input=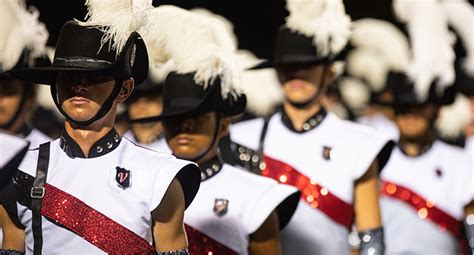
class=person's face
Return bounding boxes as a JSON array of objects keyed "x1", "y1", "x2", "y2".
[
  {"x1": 163, "y1": 112, "x2": 226, "y2": 161},
  {"x1": 0, "y1": 78, "x2": 23, "y2": 126},
  {"x1": 395, "y1": 105, "x2": 437, "y2": 140},
  {"x1": 56, "y1": 72, "x2": 116, "y2": 122},
  {"x1": 277, "y1": 64, "x2": 330, "y2": 104},
  {"x1": 128, "y1": 92, "x2": 163, "y2": 120},
  {"x1": 128, "y1": 92, "x2": 164, "y2": 143}
]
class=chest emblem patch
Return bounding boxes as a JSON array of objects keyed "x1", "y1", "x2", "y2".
[
  {"x1": 116, "y1": 167, "x2": 132, "y2": 190},
  {"x1": 213, "y1": 198, "x2": 229, "y2": 217},
  {"x1": 322, "y1": 146, "x2": 332, "y2": 160}
]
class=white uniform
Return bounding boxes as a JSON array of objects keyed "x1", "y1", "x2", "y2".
[
  {"x1": 357, "y1": 113, "x2": 400, "y2": 142},
  {"x1": 13, "y1": 131, "x2": 199, "y2": 254},
  {"x1": 0, "y1": 128, "x2": 49, "y2": 246},
  {"x1": 184, "y1": 163, "x2": 299, "y2": 255},
  {"x1": 381, "y1": 141, "x2": 473, "y2": 254},
  {"x1": 123, "y1": 130, "x2": 171, "y2": 154},
  {"x1": 231, "y1": 110, "x2": 392, "y2": 254},
  {"x1": 25, "y1": 128, "x2": 51, "y2": 149},
  {"x1": 0, "y1": 132, "x2": 29, "y2": 171}
]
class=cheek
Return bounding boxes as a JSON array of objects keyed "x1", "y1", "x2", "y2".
[{"x1": 0, "y1": 96, "x2": 22, "y2": 121}]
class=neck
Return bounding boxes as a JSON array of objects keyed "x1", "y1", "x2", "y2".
[
  {"x1": 131, "y1": 123, "x2": 163, "y2": 144},
  {"x1": 283, "y1": 99, "x2": 321, "y2": 131},
  {"x1": 196, "y1": 146, "x2": 219, "y2": 166},
  {"x1": 65, "y1": 118, "x2": 115, "y2": 157},
  {"x1": 399, "y1": 133, "x2": 436, "y2": 157}
]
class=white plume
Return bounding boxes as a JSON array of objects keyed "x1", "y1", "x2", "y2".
[
  {"x1": 346, "y1": 49, "x2": 389, "y2": 93},
  {"x1": 286, "y1": 0, "x2": 351, "y2": 56},
  {"x1": 144, "y1": 5, "x2": 240, "y2": 99},
  {"x1": 237, "y1": 50, "x2": 284, "y2": 116},
  {"x1": 435, "y1": 93, "x2": 471, "y2": 139},
  {"x1": 393, "y1": 0, "x2": 455, "y2": 100},
  {"x1": 79, "y1": 0, "x2": 154, "y2": 56},
  {"x1": 190, "y1": 8, "x2": 238, "y2": 49},
  {"x1": 0, "y1": 0, "x2": 48, "y2": 72},
  {"x1": 339, "y1": 77, "x2": 371, "y2": 111},
  {"x1": 442, "y1": 0, "x2": 474, "y2": 76}
]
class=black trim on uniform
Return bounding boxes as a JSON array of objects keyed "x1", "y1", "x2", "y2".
[
  {"x1": 280, "y1": 107, "x2": 327, "y2": 134},
  {"x1": 18, "y1": 124, "x2": 33, "y2": 138},
  {"x1": 13, "y1": 171, "x2": 35, "y2": 209},
  {"x1": 59, "y1": 128, "x2": 121, "y2": 158},
  {"x1": 199, "y1": 156, "x2": 224, "y2": 182},
  {"x1": 0, "y1": 250, "x2": 25, "y2": 255},
  {"x1": 0, "y1": 181, "x2": 23, "y2": 229}
]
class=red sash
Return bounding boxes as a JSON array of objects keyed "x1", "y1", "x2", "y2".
[
  {"x1": 263, "y1": 155, "x2": 354, "y2": 229},
  {"x1": 381, "y1": 181, "x2": 462, "y2": 238},
  {"x1": 185, "y1": 225, "x2": 238, "y2": 255},
  {"x1": 41, "y1": 183, "x2": 156, "y2": 254}
]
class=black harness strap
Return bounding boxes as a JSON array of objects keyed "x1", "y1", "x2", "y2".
[{"x1": 31, "y1": 142, "x2": 50, "y2": 255}]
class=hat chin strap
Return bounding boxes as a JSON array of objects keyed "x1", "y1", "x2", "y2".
[
  {"x1": 50, "y1": 79, "x2": 123, "y2": 127},
  {"x1": 0, "y1": 88, "x2": 27, "y2": 130},
  {"x1": 187, "y1": 113, "x2": 222, "y2": 163}
]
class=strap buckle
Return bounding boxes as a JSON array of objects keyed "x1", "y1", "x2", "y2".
[{"x1": 31, "y1": 187, "x2": 45, "y2": 199}]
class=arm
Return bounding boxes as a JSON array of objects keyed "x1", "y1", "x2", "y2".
[
  {"x1": 0, "y1": 205, "x2": 24, "y2": 251},
  {"x1": 354, "y1": 160, "x2": 384, "y2": 255},
  {"x1": 249, "y1": 210, "x2": 281, "y2": 255},
  {"x1": 464, "y1": 201, "x2": 474, "y2": 254},
  {"x1": 151, "y1": 178, "x2": 188, "y2": 253}
]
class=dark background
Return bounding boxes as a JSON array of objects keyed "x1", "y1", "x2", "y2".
[{"x1": 26, "y1": 0, "x2": 473, "y2": 59}]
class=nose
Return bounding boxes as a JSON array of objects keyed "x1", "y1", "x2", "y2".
[
  {"x1": 180, "y1": 119, "x2": 194, "y2": 133},
  {"x1": 71, "y1": 79, "x2": 88, "y2": 94}
]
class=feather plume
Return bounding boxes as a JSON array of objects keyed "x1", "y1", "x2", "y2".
[
  {"x1": 435, "y1": 93, "x2": 471, "y2": 139},
  {"x1": 0, "y1": 0, "x2": 48, "y2": 72},
  {"x1": 393, "y1": 0, "x2": 455, "y2": 100},
  {"x1": 442, "y1": 0, "x2": 474, "y2": 76},
  {"x1": 79, "y1": 0, "x2": 154, "y2": 56},
  {"x1": 339, "y1": 77, "x2": 371, "y2": 111},
  {"x1": 144, "y1": 5, "x2": 240, "y2": 99},
  {"x1": 286, "y1": 0, "x2": 351, "y2": 56},
  {"x1": 237, "y1": 50, "x2": 283, "y2": 116}
]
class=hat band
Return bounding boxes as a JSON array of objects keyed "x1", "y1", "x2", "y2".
[{"x1": 54, "y1": 57, "x2": 112, "y2": 69}]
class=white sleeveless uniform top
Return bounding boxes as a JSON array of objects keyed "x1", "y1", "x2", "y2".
[
  {"x1": 0, "y1": 132, "x2": 29, "y2": 170},
  {"x1": 381, "y1": 141, "x2": 473, "y2": 254},
  {"x1": 123, "y1": 130, "x2": 171, "y2": 154},
  {"x1": 185, "y1": 163, "x2": 298, "y2": 255},
  {"x1": 15, "y1": 134, "x2": 199, "y2": 254},
  {"x1": 357, "y1": 113, "x2": 400, "y2": 142},
  {"x1": 0, "y1": 129, "x2": 49, "y2": 247},
  {"x1": 231, "y1": 111, "x2": 392, "y2": 254},
  {"x1": 25, "y1": 129, "x2": 51, "y2": 149}
]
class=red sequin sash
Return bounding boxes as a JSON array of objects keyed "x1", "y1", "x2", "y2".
[
  {"x1": 263, "y1": 155, "x2": 354, "y2": 229},
  {"x1": 185, "y1": 225, "x2": 238, "y2": 255},
  {"x1": 381, "y1": 181, "x2": 461, "y2": 238},
  {"x1": 41, "y1": 183, "x2": 155, "y2": 254}
]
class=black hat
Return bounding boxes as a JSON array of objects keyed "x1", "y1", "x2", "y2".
[
  {"x1": 252, "y1": 0, "x2": 351, "y2": 69},
  {"x1": 0, "y1": 0, "x2": 50, "y2": 77},
  {"x1": 389, "y1": 72, "x2": 456, "y2": 107},
  {"x1": 131, "y1": 6, "x2": 246, "y2": 124},
  {"x1": 160, "y1": 72, "x2": 246, "y2": 119},
  {"x1": 8, "y1": 21, "x2": 148, "y2": 86}
]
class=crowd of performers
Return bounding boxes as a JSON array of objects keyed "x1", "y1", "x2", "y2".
[{"x1": 0, "y1": 0, "x2": 473, "y2": 254}]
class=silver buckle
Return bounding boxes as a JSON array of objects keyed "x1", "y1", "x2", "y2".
[{"x1": 31, "y1": 187, "x2": 45, "y2": 199}]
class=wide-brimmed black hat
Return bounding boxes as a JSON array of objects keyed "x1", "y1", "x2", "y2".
[
  {"x1": 131, "y1": 72, "x2": 246, "y2": 124},
  {"x1": 253, "y1": 27, "x2": 339, "y2": 69},
  {"x1": 389, "y1": 72, "x2": 456, "y2": 107},
  {"x1": 8, "y1": 20, "x2": 148, "y2": 86}
]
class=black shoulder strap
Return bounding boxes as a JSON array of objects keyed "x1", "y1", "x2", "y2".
[
  {"x1": 257, "y1": 116, "x2": 270, "y2": 157},
  {"x1": 31, "y1": 142, "x2": 50, "y2": 255}
]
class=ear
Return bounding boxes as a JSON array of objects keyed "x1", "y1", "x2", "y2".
[
  {"x1": 117, "y1": 78, "x2": 135, "y2": 103},
  {"x1": 218, "y1": 117, "x2": 231, "y2": 139}
]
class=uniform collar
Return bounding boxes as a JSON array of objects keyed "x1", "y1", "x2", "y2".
[
  {"x1": 60, "y1": 128, "x2": 121, "y2": 158},
  {"x1": 199, "y1": 156, "x2": 224, "y2": 182},
  {"x1": 280, "y1": 107, "x2": 327, "y2": 133},
  {"x1": 398, "y1": 140, "x2": 434, "y2": 158}
]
